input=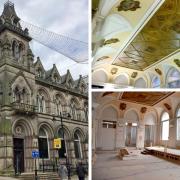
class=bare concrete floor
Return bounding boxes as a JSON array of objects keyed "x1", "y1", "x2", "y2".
[{"x1": 92, "y1": 149, "x2": 180, "y2": 180}]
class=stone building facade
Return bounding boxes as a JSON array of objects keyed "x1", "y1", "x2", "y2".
[{"x1": 0, "y1": 2, "x2": 88, "y2": 174}]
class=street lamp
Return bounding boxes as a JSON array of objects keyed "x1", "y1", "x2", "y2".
[{"x1": 53, "y1": 112, "x2": 71, "y2": 180}]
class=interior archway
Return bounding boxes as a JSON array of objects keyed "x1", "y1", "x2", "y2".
[
  {"x1": 144, "y1": 113, "x2": 156, "y2": 147},
  {"x1": 99, "y1": 106, "x2": 118, "y2": 150},
  {"x1": 124, "y1": 110, "x2": 139, "y2": 147},
  {"x1": 134, "y1": 78, "x2": 147, "y2": 88},
  {"x1": 92, "y1": 70, "x2": 108, "y2": 83}
]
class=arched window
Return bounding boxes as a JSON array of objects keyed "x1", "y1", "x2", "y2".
[
  {"x1": 152, "y1": 76, "x2": 161, "y2": 88},
  {"x1": 70, "y1": 103, "x2": 77, "y2": 120},
  {"x1": 53, "y1": 74, "x2": 59, "y2": 83},
  {"x1": 167, "y1": 68, "x2": 180, "y2": 88},
  {"x1": 84, "y1": 103, "x2": 88, "y2": 122},
  {"x1": 55, "y1": 94, "x2": 66, "y2": 116},
  {"x1": 37, "y1": 90, "x2": 49, "y2": 113},
  {"x1": 13, "y1": 86, "x2": 29, "y2": 103},
  {"x1": 161, "y1": 112, "x2": 169, "y2": 140},
  {"x1": 37, "y1": 95, "x2": 46, "y2": 113},
  {"x1": 74, "y1": 130, "x2": 83, "y2": 159},
  {"x1": 37, "y1": 68, "x2": 42, "y2": 78},
  {"x1": 58, "y1": 128, "x2": 67, "y2": 158},
  {"x1": 134, "y1": 78, "x2": 146, "y2": 88},
  {"x1": 38, "y1": 128, "x2": 49, "y2": 159},
  {"x1": 12, "y1": 41, "x2": 19, "y2": 59},
  {"x1": 176, "y1": 107, "x2": 180, "y2": 140}
]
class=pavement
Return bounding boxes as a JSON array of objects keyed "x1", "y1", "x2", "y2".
[
  {"x1": 0, "y1": 175, "x2": 88, "y2": 180},
  {"x1": 0, "y1": 177, "x2": 18, "y2": 180},
  {"x1": 93, "y1": 149, "x2": 180, "y2": 180}
]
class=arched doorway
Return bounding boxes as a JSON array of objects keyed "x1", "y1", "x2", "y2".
[
  {"x1": 144, "y1": 113, "x2": 156, "y2": 147},
  {"x1": 100, "y1": 106, "x2": 118, "y2": 150},
  {"x1": 12, "y1": 120, "x2": 33, "y2": 174},
  {"x1": 124, "y1": 110, "x2": 138, "y2": 147}
]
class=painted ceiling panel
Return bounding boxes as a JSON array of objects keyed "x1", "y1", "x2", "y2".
[
  {"x1": 101, "y1": 92, "x2": 173, "y2": 106},
  {"x1": 113, "y1": 0, "x2": 180, "y2": 70},
  {"x1": 121, "y1": 92, "x2": 173, "y2": 106}
]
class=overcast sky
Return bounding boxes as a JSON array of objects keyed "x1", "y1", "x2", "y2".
[{"x1": 0, "y1": 0, "x2": 89, "y2": 80}]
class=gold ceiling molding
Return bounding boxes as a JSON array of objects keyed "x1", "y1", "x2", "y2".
[
  {"x1": 140, "y1": 107, "x2": 147, "y2": 114},
  {"x1": 155, "y1": 68, "x2": 162, "y2": 76},
  {"x1": 164, "y1": 103, "x2": 171, "y2": 110},
  {"x1": 117, "y1": 0, "x2": 141, "y2": 11},
  {"x1": 119, "y1": 103, "x2": 127, "y2": 110},
  {"x1": 174, "y1": 59, "x2": 180, "y2": 67},
  {"x1": 121, "y1": 92, "x2": 172, "y2": 106},
  {"x1": 131, "y1": 72, "x2": 138, "y2": 78},
  {"x1": 103, "y1": 38, "x2": 120, "y2": 46},
  {"x1": 96, "y1": 56, "x2": 110, "y2": 62},
  {"x1": 111, "y1": 67, "x2": 118, "y2": 75},
  {"x1": 113, "y1": 0, "x2": 180, "y2": 71}
]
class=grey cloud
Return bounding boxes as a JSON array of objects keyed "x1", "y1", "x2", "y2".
[{"x1": 0, "y1": 0, "x2": 88, "y2": 79}]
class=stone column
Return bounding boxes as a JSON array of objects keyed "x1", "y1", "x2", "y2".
[
  {"x1": 69, "y1": 140, "x2": 76, "y2": 166},
  {"x1": 0, "y1": 134, "x2": 14, "y2": 174},
  {"x1": 136, "y1": 123, "x2": 145, "y2": 149},
  {"x1": 0, "y1": 116, "x2": 14, "y2": 174},
  {"x1": 115, "y1": 118, "x2": 125, "y2": 149}
]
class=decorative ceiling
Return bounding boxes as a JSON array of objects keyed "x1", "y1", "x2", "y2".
[
  {"x1": 101, "y1": 92, "x2": 174, "y2": 106},
  {"x1": 113, "y1": 0, "x2": 180, "y2": 70},
  {"x1": 121, "y1": 92, "x2": 173, "y2": 106}
]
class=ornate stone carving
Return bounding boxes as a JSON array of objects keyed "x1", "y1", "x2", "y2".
[
  {"x1": 120, "y1": 103, "x2": 126, "y2": 110},
  {"x1": 164, "y1": 103, "x2": 171, "y2": 110},
  {"x1": 15, "y1": 125, "x2": 24, "y2": 135},
  {"x1": 117, "y1": 0, "x2": 140, "y2": 11},
  {"x1": 111, "y1": 68, "x2": 118, "y2": 75},
  {"x1": 96, "y1": 56, "x2": 109, "y2": 62},
  {"x1": 155, "y1": 68, "x2": 162, "y2": 76},
  {"x1": 174, "y1": 59, "x2": 180, "y2": 67},
  {"x1": 103, "y1": 38, "x2": 119, "y2": 46},
  {"x1": 131, "y1": 72, "x2": 138, "y2": 78},
  {"x1": 141, "y1": 107, "x2": 147, "y2": 113}
]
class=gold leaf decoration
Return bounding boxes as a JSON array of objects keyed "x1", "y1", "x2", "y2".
[
  {"x1": 174, "y1": 59, "x2": 180, "y2": 67},
  {"x1": 96, "y1": 56, "x2": 110, "y2": 62},
  {"x1": 131, "y1": 72, "x2": 138, "y2": 78},
  {"x1": 155, "y1": 68, "x2": 162, "y2": 76},
  {"x1": 141, "y1": 107, "x2": 147, "y2": 113},
  {"x1": 103, "y1": 38, "x2": 120, "y2": 46},
  {"x1": 120, "y1": 103, "x2": 126, "y2": 110},
  {"x1": 117, "y1": 0, "x2": 140, "y2": 11},
  {"x1": 111, "y1": 68, "x2": 118, "y2": 75}
]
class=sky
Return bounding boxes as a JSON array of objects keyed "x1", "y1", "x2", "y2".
[{"x1": 0, "y1": 0, "x2": 89, "y2": 80}]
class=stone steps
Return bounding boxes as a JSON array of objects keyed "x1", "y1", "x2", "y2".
[{"x1": 17, "y1": 173, "x2": 60, "y2": 180}]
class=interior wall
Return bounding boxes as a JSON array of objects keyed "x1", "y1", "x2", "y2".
[
  {"x1": 92, "y1": 51, "x2": 180, "y2": 88},
  {"x1": 94, "y1": 93, "x2": 180, "y2": 151}
]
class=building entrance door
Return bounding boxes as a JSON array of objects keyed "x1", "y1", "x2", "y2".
[
  {"x1": 13, "y1": 138, "x2": 24, "y2": 174},
  {"x1": 125, "y1": 123, "x2": 137, "y2": 147}
]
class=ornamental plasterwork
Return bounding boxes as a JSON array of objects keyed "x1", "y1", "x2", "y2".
[{"x1": 117, "y1": 0, "x2": 140, "y2": 11}]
